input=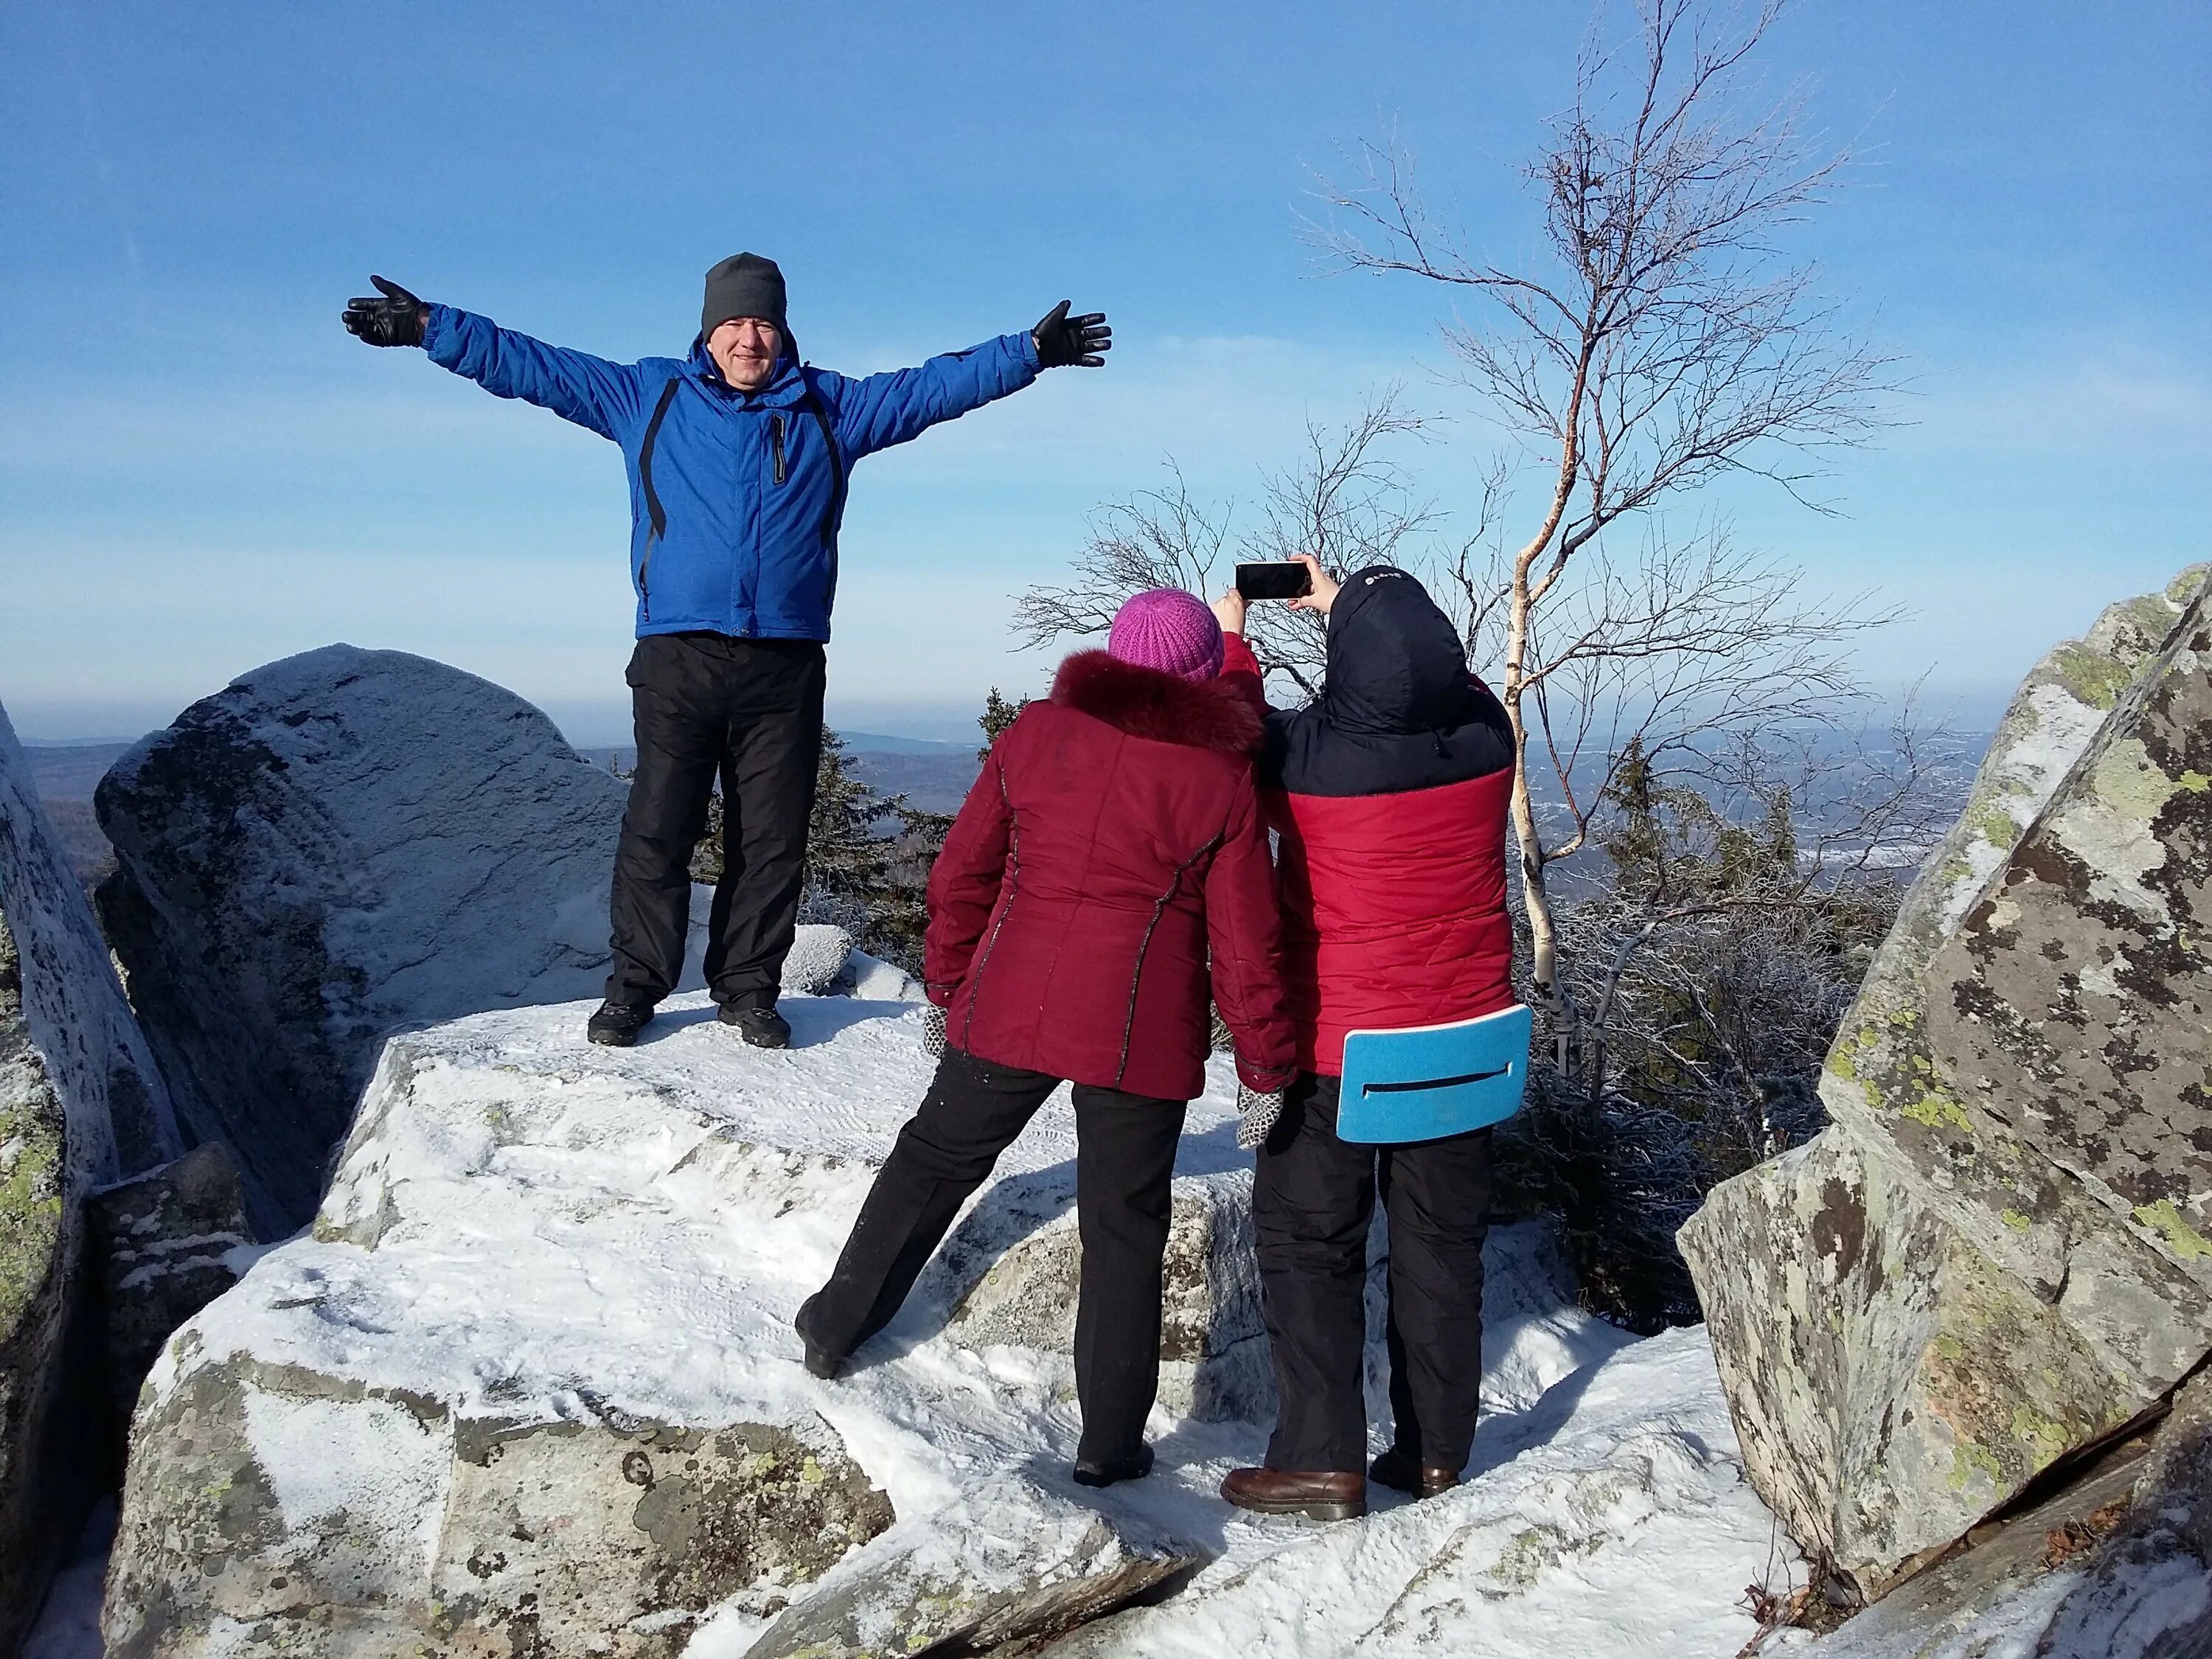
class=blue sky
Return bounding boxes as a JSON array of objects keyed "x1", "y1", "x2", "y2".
[{"x1": 3, "y1": 1, "x2": 2207, "y2": 743}]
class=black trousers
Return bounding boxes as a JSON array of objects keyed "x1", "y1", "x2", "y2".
[
  {"x1": 1253, "y1": 1072, "x2": 1492, "y2": 1475},
  {"x1": 606, "y1": 633, "x2": 825, "y2": 1009},
  {"x1": 802, "y1": 1046, "x2": 1188, "y2": 1464}
]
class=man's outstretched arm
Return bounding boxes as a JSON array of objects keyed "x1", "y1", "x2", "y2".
[
  {"x1": 827, "y1": 301, "x2": 1110, "y2": 459},
  {"x1": 343, "y1": 274, "x2": 647, "y2": 442}
]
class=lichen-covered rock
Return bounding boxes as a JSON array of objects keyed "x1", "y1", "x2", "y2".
[
  {"x1": 1807, "y1": 1371, "x2": 2212, "y2": 1658},
  {"x1": 87, "y1": 1141, "x2": 254, "y2": 1432},
  {"x1": 102, "y1": 1351, "x2": 892, "y2": 1659},
  {"x1": 1683, "y1": 567, "x2": 2212, "y2": 1597},
  {"x1": 95, "y1": 646, "x2": 630, "y2": 1231},
  {"x1": 0, "y1": 703, "x2": 182, "y2": 1652},
  {"x1": 742, "y1": 1473, "x2": 1198, "y2": 1659}
]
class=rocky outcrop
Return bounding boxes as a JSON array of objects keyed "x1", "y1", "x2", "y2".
[
  {"x1": 0, "y1": 706, "x2": 183, "y2": 1651},
  {"x1": 1681, "y1": 568, "x2": 2212, "y2": 1598},
  {"x1": 87, "y1": 1142, "x2": 254, "y2": 1434},
  {"x1": 104, "y1": 1357, "x2": 894, "y2": 1659},
  {"x1": 745, "y1": 1475, "x2": 1197, "y2": 1658},
  {"x1": 95, "y1": 646, "x2": 631, "y2": 1230},
  {"x1": 104, "y1": 994, "x2": 1221, "y2": 1657},
  {"x1": 1807, "y1": 1368, "x2": 2212, "y2": 1658}
]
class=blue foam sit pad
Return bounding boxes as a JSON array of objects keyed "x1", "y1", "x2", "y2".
[{"x1": 1335, "y1": 1004, "x2": 1534, "y2": 1145}]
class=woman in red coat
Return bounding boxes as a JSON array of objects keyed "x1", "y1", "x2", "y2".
[
  {"x1": 796, "y1": 589, "x2": 1297, "y2": 1486},
  {"x1": 1213, "y1": 557, "x2": 1517, "y2": 1522}
]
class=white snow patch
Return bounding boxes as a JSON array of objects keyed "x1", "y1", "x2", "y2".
[{"x1": 238, "y1": 1385, "x2": 450, "y2": 1576}]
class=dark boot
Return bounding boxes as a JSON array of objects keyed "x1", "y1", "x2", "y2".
[
  {"x1": 722, "y1": 1004, "x2": 791, "y2": 1048},
  {"x1": 1369, "y1": 1447, "x2": 1458, "y2": 1499},
  {"x1": 1072, "y1": 1444, "x2": 1154, "y2": 1489},
  {"x1": 586, "y1": 1000, "x2": 653, "y2": 1047},
  {"x1": 793, "y1": 1294, "x2": 842, "y2": 1380},
  {"x1": 1220, "y1": 1467, "x2": 1367, "y2": 1521}
]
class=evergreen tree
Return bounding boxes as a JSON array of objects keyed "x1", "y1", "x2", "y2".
[{"x1": 978, "y1": 686, "x2": 1029, "y2": 760}]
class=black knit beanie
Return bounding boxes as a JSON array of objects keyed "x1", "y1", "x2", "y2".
[{"x1": 701, "y1": 253, "x2": 790, "y2": 346}]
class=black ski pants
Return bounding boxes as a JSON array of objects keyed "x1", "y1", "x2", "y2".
[
  {"x1": 606, "y1": 633, "x2": 824, "y2": 1010},
  {"x1": 1253, "y1": 1071, "x2": 1492, "y2": 1475},
  {"x1": 801, "y1": 1046, "x2": 1188, "y2": 1465}
]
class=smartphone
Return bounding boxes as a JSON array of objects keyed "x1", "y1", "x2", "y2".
[{"x1": 1235, "y1": 561, "x2": 1314, "y2": 601}]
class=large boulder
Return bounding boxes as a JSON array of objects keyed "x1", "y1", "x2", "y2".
[
  {"x1": 104, "y1": 994, "x2": 1224, "y2": 1658},
  {"x1": 1680, "y1": 568, "x2": 2212, "y2": 1598},
  {"x1": 95, "y1": 646, "x2": 630, "y2": 1230},
  {"x1": 0, "y1": 704, "x2": 182, "y2": 1650}
]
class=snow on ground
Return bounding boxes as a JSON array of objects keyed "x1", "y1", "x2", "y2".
[{"x1": 41, "y1": 992, "x2": 1804, "y2": 1656}]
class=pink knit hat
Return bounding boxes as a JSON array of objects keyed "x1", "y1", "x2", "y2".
[{"x1": 1107, "y1": 588, "x2": 1225, "y2": 683}]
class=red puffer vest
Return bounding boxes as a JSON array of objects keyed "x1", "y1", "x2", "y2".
[
  {"x1": 1223, "y1": 566, "x2": 1517, "y2": 1075},
  {"x1": 924, "y1": 650, "x2": 1298, "y2": 1102}
]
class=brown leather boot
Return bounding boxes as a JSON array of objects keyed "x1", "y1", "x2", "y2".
[
  {"x1": 1220, "y1": 1466, "x2": 1367, "y2": 1521},
  {"x1": 1369, "y1": 1448, "x2": 1458, "y2": 1500}
]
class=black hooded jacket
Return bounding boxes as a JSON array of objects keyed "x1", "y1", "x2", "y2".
[
  {"x1": 1223, "y1": 565, "x2": 1518, "y2": 1074},
  {"x1": 1259, "y1": 566, "x2": 1514, "y2": 796}
]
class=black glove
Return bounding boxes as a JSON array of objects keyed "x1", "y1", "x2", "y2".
[
  {"x1": 922, "y1": 1004, "x2": 947, "y2": 1059},
  {"x1": 343, "y1": 275, "x2": 428, "y2": 347},
  {"x1": 1032, "y1": 299, "x2": 1110, "y2": 369}
]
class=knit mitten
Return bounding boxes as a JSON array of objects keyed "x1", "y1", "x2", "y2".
[
  {"x1": 1236, "y1": 1083, "x2": 1284, "y2": 1150},
  {"x1": 922, "y1": 1004, "x2": 947, "y2": 1059}
]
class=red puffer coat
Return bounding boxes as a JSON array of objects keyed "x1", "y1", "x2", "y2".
[
  {"x1": 1222, "y1": 566, "x2": 1517, "y2": 1075},
  {"x1": 924, "y1": 650, "x2": 1298, "y2": 1102}
]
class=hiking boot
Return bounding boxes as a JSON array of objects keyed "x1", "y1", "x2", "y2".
[
  {"x1": 793, "y1": 1295, "x2": 843, "y2": 1381},
  {"x1": 1370, "y1": 1448, "x2": 1459, "y2": 1500},
  {"x1": 1220, "y1": 1466, "x2": 1366, "y2": 1521},
  {"x1": 720, "y1": 1004, "x2": 791, "y2": 1048},
  {"x1": 1072, "y1": 1444, "x2": 1155, "y2": 1489},
  {"x1": 585, "y1": 1000, "x2": 653, "y2": 1047}
]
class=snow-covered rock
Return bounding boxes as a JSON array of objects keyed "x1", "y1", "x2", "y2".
[
  {"x1": 94, "y1": 645, "x2": 632, "y2": 1230},
  {"x1": 1682, "y1": 567, "x2": 2212, "y2": 1597},
  {"x1": 85, "y1": 1141, "x2": 254, "y2": 1434},
  {"x1": 105, "y1": 991, "x2": 1803, "y2": 1658},
  {"x1": 778, "y1": 923, "x2": 854, "y2": 995},
  {"x1": 0, "y1": 702, "x2": 181, "y2": 1652},
  {"x1": 105, "y1": 994, "x2": 1226, "y2": 1657}
]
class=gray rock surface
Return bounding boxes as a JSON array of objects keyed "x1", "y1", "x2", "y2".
[
  {"x1": 95, "y1": 645, "x2": 629, "y2": 1230},
  {"x1": 743, "y1": 1474, "x2": 1198, "y2": 1659},
  {"x1": 88, "y1": 1141, "x2": 253, "y2": 1433},
  {"x1": 102, "y1": 1352, "x2": 892, "y2": 1659},
  {"x1": 1681, "y1": 568, "x2": 2212, "y2": 1597},
  {"x1": 1809, "y1": 1370, "x2": 2212, "y2": 1658},
  {"x1": 0, "y1": 703, "x2": 181, "y2": 1652}
]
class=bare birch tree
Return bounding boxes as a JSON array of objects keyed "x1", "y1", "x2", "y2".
[
  {"x1": 1014, "y1": 392, "x2": 1438, "y2": 698},
  {"x1": 1315, "y1": 0, "x2": 1896, "y2": 1041}
]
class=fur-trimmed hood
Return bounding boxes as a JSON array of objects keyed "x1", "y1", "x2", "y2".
[{"x1": 1050, "y1": 650, "x2": 1264, "y2": 754}]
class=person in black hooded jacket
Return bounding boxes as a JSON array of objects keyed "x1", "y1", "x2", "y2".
[{"x1": 1213, "y1": 557, "x2": 1517, "y2": 1521}]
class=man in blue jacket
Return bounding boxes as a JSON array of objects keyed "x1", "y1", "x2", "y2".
[{"x1": 344, "y1": 255, "x2": 1110, "y2": 1049}]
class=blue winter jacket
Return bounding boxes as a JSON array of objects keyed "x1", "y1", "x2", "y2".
[{"x1": 422, "y1": 305, "x2": 1040, "y2": 641}]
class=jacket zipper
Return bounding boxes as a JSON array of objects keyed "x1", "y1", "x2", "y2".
[
  {"x1": 960, "y1": 770, "x2": 1020, "y2": 1053},
  {"x1": 1113, "y1": 836, "x2": 1223, "y2": 1086},
  {"x1": 771, "y1": 414, "x2": 787, "y2": 485},
  {"x1": 639, "y1": 533, "x2": 656, "y2": 622}
]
